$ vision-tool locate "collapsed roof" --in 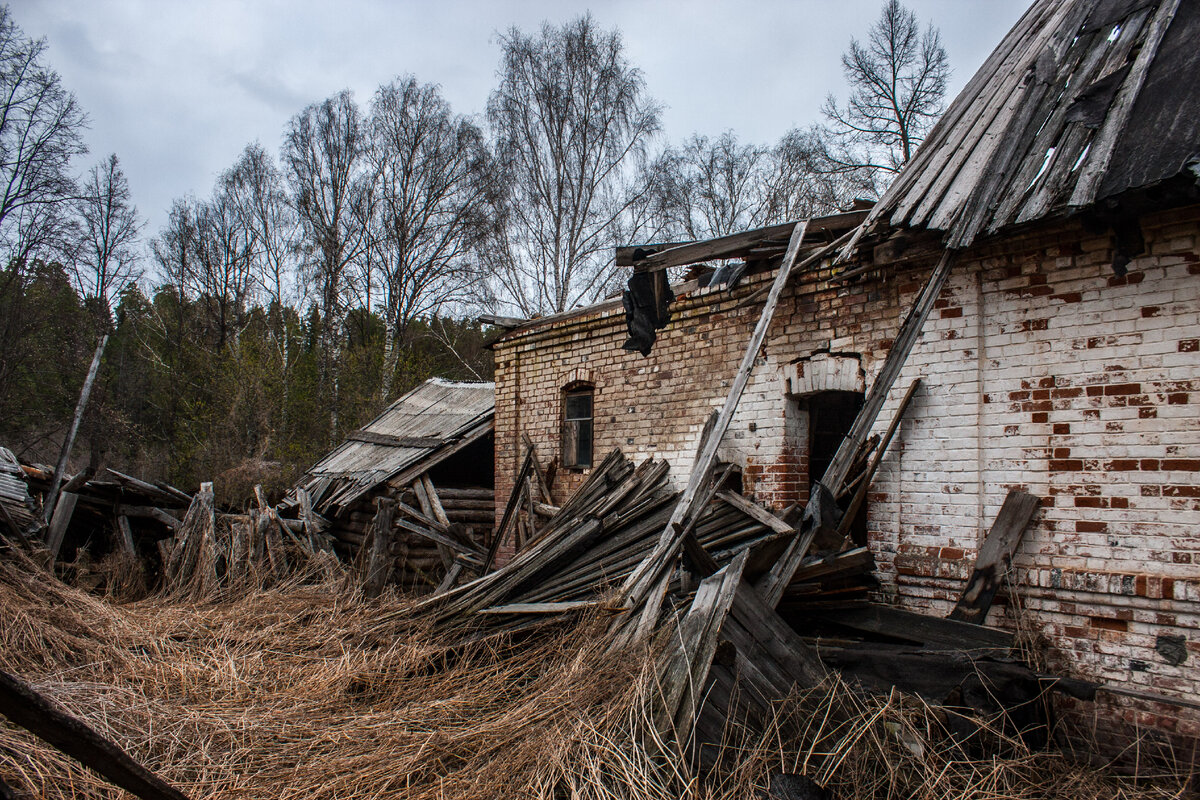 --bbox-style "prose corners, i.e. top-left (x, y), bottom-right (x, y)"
top-left (846, 0), bottom-right (1200, 252)
top-left (294, 379), bottom-right (494, 517)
